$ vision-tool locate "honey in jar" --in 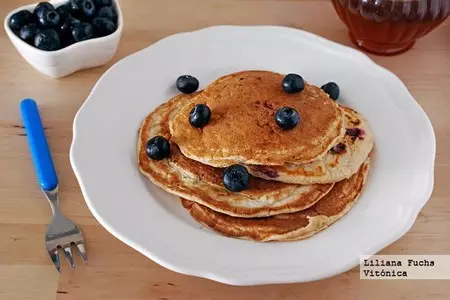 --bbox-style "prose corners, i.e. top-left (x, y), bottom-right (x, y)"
top-left (332, 0), bottom-right (450, 55)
